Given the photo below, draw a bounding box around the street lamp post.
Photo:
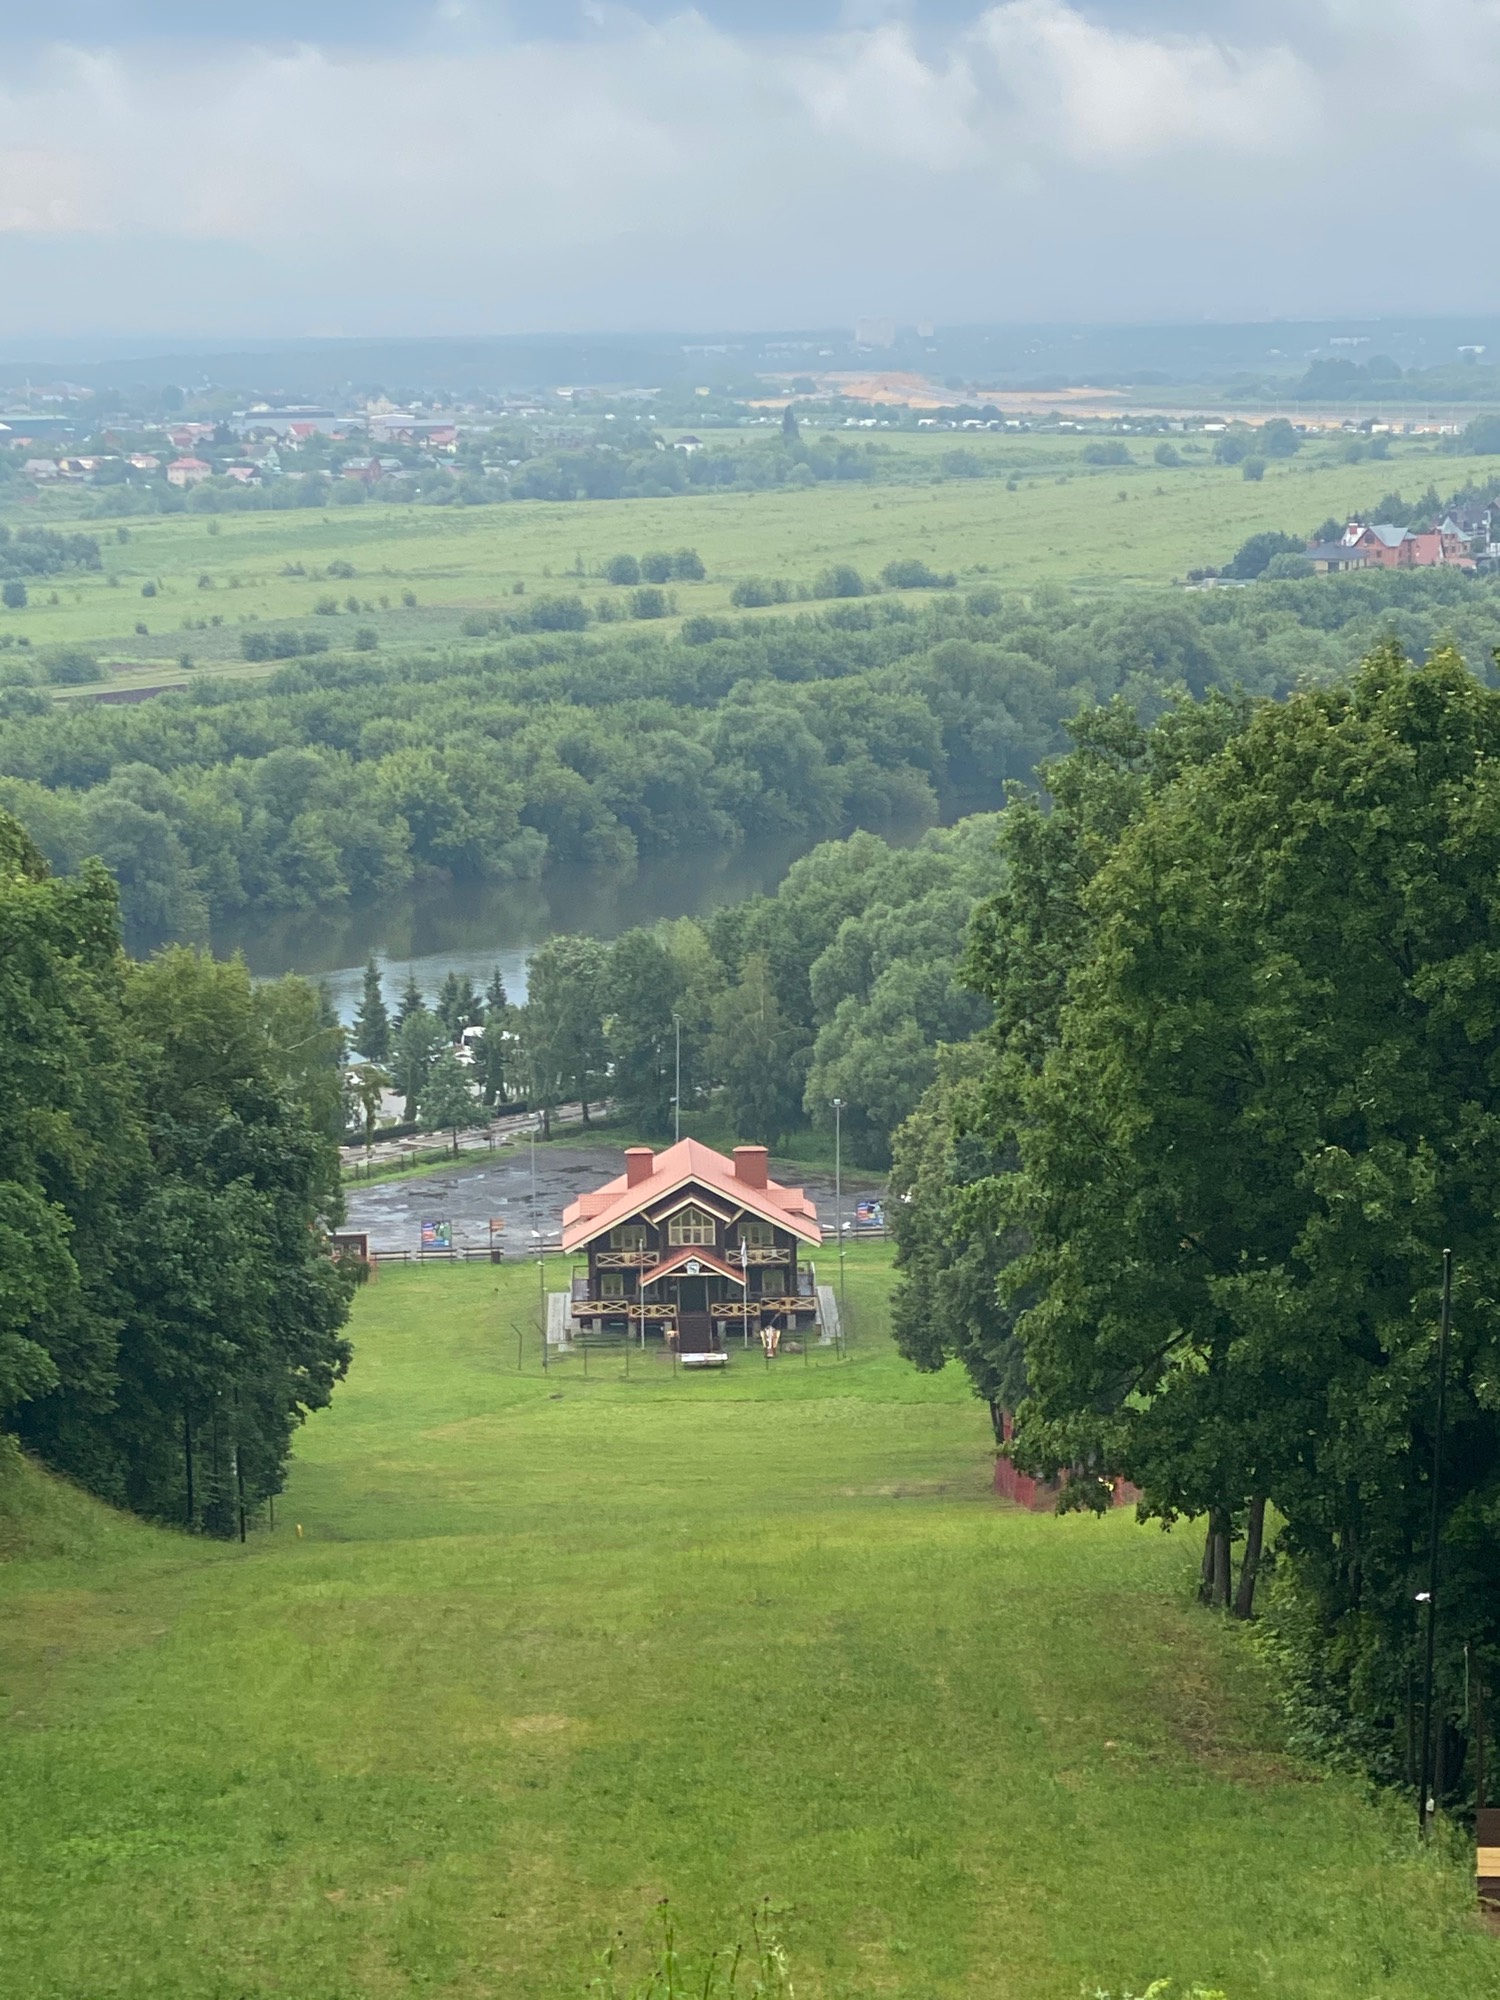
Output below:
[531,1120,547,1363]
[831,1096,846,1329]
[673,1013,682,1144]
[1418,1246,1454,1837]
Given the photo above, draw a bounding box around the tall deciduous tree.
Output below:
[394,1005,447,1121]
[419,1050,478,1155]
[1007,647,1500,1780]
[709,952,806,1145]
[524,935,609,1127]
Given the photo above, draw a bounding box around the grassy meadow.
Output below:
[6,433,1497,689]
[1,1245,1495,1999]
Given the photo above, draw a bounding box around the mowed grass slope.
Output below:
[1,1247,1494,1999]
[12,438,1499,678]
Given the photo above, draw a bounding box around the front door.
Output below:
[674,1275,713,1351]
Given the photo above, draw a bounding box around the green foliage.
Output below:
[0,817,353,1530]
[1154,441,1182,467]
[1240,457,1266,482]
[9,572,1500,952]
[418,1049,478,1145]
[394,1005,448,1119]
[240,626,330,660]
[708,951,806,1145]
[521,933,610,1128]
[1083,440,1133,465]
[930,645,1500,1791]
[881,556,956,589]
[38,645,98,685]
[1,580,25,610]
[353,954,390,1063]
[1224,530,1304,580]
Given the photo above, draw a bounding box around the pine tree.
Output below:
[484,967,509,1017]
[353,956,391,1063]
[395,970,424,1029]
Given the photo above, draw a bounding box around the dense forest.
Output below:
[4,568,1500,950]
[890,649,1500,1819]
[0,811,355,1534]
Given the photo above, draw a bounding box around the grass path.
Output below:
[0,1247,1494,1997]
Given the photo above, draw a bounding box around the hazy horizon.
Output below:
[1,3,1493,341]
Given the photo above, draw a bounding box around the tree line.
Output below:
[349,814,999,1168]
[1,810,356,1534]
[890,648,1500,1812]
[4,568,1499,950]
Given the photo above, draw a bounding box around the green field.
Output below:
[1,1247,1493,1999]
[7,434,1496,688]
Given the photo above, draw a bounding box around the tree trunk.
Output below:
[1199,1518,1217,1606]
[1233,1494,1266,1620]
[580,1095,591,1127]
[986,1400,1005,1447]
[1211,1507,1231,1609]
[183,1408,194,1530]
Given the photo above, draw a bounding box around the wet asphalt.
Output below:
[343,1139,883,1256]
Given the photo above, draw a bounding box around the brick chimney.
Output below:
[625,1147,654,1187]
[733,1145,768,1189]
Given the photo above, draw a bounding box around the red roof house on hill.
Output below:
[561,1139,822,1354]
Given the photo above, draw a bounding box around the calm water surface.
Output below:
[214,838,813,1023]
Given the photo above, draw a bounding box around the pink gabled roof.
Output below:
[640,1246,748,1288]
[561,1138,821,1252]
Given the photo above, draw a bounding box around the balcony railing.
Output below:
[595,1249,660,1269]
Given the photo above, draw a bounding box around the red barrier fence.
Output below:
[993,1410,1141,1513]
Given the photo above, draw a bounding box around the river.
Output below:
[213,835,817,1022]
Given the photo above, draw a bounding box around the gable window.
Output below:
[668,1204,716,1247]
[609,1224,647,1250]
[741,1219,776,1247]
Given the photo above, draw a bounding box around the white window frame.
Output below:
[668,1205,716,1247]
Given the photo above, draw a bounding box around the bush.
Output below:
[241,628,331,661]
[519,594,589,633]
[681,615,733,644]
[1224,530,1304,580]
[630,585,669,619]
[881,557,956,590]
[1212,432,1250,465]
[1452,414,1500,454]
[1082,440,1132,465]
[604,553,641,585]
[1260,418,1302,459]
[353,627,379,651]
[1,580,25,610]
[1263,552,1314,580]
[141,580,157,597]
[671,547,706,581]
[401,590,417,608]
[812,563,866,599]
[729,577,793,608]
[639,551,674,584]
[326,559,356,578]
[39,645,99,685]
[314,595,339,615]
[940,448,983,478]
[1154,441,1182,467]
[1242,457,1267,482]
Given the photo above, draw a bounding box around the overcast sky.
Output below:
[0,2,1490,339]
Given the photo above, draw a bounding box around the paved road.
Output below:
[344,1139,883,1256]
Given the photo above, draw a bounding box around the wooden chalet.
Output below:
[561,1141,822,1352]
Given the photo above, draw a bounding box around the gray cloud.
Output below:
[0,3,1490,335]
